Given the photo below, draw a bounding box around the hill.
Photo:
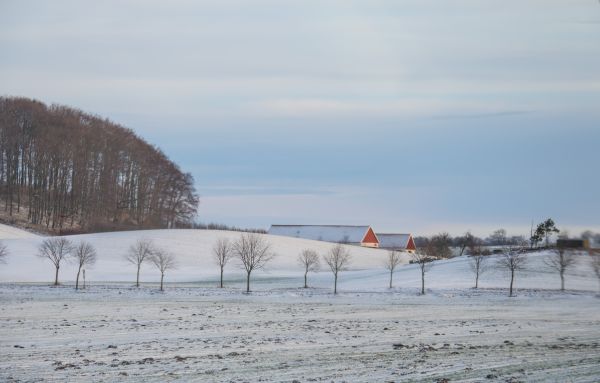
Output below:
[0,222,39,239]
[0,97,198,235]
[0,224,597,293]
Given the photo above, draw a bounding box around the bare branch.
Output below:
[496,247,527,297]
[149,248,177,291]
[232,233,275,293]
[37,238,73,285]
[468,244,490,289]
[124,239,154,287]
[72,241,97,290]
[591,254,600,292]
[298,249,320,288]
[544,249,577,291]
[384,250,403,288]
[412,249,434,295]
[322,244,351,294]
[73,242,97,269]
[0,241,8,264]
[213,238,232,288]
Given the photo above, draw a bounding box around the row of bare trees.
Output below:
[16,235,600,296]
[214,239,353,294]
[0,97,198,233]
[211,234,275,293]
[36,238,97,289]
[414,245,598,297]
[34,237,177,291]
[124,239,177,291]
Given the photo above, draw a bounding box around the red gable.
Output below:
[361,227,379,245]
[406,235,416,251]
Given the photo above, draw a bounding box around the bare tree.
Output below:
[496,247,527,297]
[0,241,8,264]
[149,248,177,291]
[0,97,199,234]
[37,238,73,285]
[428,233,453,259]
[456,231,476,257]
[72,241,97,290]
[545,249,577,291]
[323,244,351,294]
[298,249,320,288]
[124,239,154,287]
[591,254,600,292]
[488,228,508,246]
[384,250,403,288]
[412,249,434,295]
[213,238,232,288]
[232,233,275,293]
[468,248,489,289]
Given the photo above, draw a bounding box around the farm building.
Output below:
[376,233,417,253]
[268,225,379,248]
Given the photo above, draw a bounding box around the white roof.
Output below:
[376,233,411,249]
[268,225,372,244]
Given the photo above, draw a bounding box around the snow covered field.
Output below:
[1,285,600,382]
[1,224,600,382]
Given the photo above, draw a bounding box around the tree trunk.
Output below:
[389,270,393,289]
[334,273,338,294]
[509,269,514,297]
[75,267,81,290]
[136,264,141,287]
[421,269,425,295]
[220,267,224,288]
[246,272,251,293]
[560,271,565,291]
[160,273,164,291]
[54,265,60,286]
[475,271,479,289]
[304,271,308,288]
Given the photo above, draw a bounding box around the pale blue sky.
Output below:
[1,0,599,236]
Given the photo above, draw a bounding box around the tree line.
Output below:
[0,97,199,234]
[413,218,575,260]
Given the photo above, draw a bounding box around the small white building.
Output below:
[376,233,417,253]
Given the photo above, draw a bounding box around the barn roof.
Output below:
[376,233,412,249]
[268,225,374,244]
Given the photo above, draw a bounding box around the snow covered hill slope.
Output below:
[0,228,597,293]
[0,223,39,239]
[0,229,407,284]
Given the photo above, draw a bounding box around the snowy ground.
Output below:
[1,224,600,381]
[1,285,599,382]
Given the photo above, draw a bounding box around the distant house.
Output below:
[376,233,417,253]
[268,225,380,248]
[557,239,589,250]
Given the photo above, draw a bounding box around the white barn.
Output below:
[268,225,380,247]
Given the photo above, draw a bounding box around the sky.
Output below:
[1,0,599,237]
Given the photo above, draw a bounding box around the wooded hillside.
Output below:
[0,97,198,234]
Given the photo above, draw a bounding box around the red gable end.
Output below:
[406,235,416,251]
[361,227,379,246]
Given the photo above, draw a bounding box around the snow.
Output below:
[0,228,408,285]
[0,226,597,294]
[0,222,39,239]
[1,285,599,382]
[1,225,600,381]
